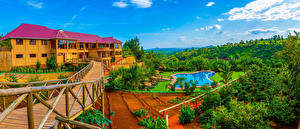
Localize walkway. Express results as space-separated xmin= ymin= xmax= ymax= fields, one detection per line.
xmin=0 ymin=61 xmax=103 ymax=129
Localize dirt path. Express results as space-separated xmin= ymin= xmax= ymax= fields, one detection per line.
xmin=107 ymin=91 xmax=142 ymax=129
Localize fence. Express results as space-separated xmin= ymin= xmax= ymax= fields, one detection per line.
xmin=0 ymin=60 xmax=106 ymax=129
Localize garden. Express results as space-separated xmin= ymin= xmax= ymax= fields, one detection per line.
xmin=105 ymin=33 xmax=299 ymax=129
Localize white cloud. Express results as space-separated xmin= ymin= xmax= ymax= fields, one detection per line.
xmin=162 ymin=28 xmax=171 ymax=31
xmin=113 ymin=1 xmax=128 ymax=8
xmin=196 ymin=16 xmax=201 ymax=20
xmin=27 ymin=1 xmax=43 ymax=9
xmin=217 ymin=18 xmax=224 ymax=22
xmin=206 ymin=2 xmax=215 ymax=7
xmin=214 ymin=24 xmax=222 ymax=30
xmin=227 ymin=0 xmax=300 ymax=21
xmin=288 ymin=28 xmax=300 ymax=32
xmin=247 ymin=27 xmax=282 ymax=35
xmin=131 ymin=0 xmax=152 ymax=8
xmin=194 ymin=24 xmax=221 ymax=32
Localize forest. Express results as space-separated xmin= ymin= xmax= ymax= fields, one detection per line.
xmin=111 ymin=33 xmax=299 ymax=128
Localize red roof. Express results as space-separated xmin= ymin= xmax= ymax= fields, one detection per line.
xmin=0 ymin=23 xmax=122 ymax=44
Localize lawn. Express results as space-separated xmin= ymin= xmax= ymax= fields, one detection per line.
xmin=151 ymin=71 xmax=244 ymax=92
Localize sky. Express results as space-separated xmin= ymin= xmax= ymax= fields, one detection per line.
xmin=0 ymin=0 xmax=299 ymax=49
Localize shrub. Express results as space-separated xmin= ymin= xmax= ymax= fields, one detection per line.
xmin=138 ymin=115 xmax=167 ymax=129
xmin=36 ymin=61 xmax=41 ymax=70
xmin=46 ymin=54 xmax=58 ymax=70
xmin=178 ymin=105 xmax=195 ymax=124
xmin=76 ymin=110 xmax=112 ymax=127
xmin=266 ymin=96 xmax=296 ymax=124
xmin=134 ymin=109 xmax=147 ymax=117
xmin=212 ymin=100 xmax=270 ymax=129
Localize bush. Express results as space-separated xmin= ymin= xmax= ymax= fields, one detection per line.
xmin=266 ymin=96 xmax=296 ymax=124
xmin=36 ymin=61 xmax=41 ymax=70
xmin=212 ymin=100 xmax=270 ymax=129
xmin=134 ymin=109 xmax=147 ymax=117
xmin=138 ymin=115 xmax=167 ymax=129
xmin=46 ymin=54 xmax=58 ymax=70
xmin=76 ymin=110 xmax=112 ymax=127
xmin=178 ymin=105 xmax=195 ymax=124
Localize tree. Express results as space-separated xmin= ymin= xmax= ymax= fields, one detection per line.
xmin=212 ymin=100 xmax=270 ymax=129
xmin=123 ymin=37 xmax=145 ymax=61
xmin=266 ymin=96 xmax=296 ymax=124
xmin=46 ymin=54 xmax=58 ymax=70
xmin=36 ymin=61 xmax=41 ymax=70
xmin=179 ymin=106 xmax=195 ymax=124
xmin=218 ymin=61 xmax=234 ymax=84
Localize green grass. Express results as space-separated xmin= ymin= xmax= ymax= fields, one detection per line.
xmin=158 ymin=71 xmax=195 ymax=78
xmin=210 ymin=72 xmax=244 ymax=85
xmin=151 ymin=71 xmax=244 ymax=92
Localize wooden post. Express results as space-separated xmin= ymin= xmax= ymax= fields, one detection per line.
xmin=65 ymin=88 xmax=70 ymax=118
xmin=102 ymin=92 xmax=105 ymax=128
xmin=27 ymin=92 xmax=35 ymax=129
xmin=82 ymin=84 xmax=86 ymax=111
xmin=2 ymin=97 xmax=6 ymax=110
xmin=166 ymin=114 xmax=169 ymax=129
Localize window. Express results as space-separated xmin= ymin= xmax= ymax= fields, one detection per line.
xmin=58 ymin=53 xmax=63 ymax=56
xmin=85 ymin=44 xmax=89 ymax=49
xmin=51 ymin=40 xmax=56 ymax=49
xmin=16 ymin=54 xmax=23 ymax=58
xmin=42 ymin=40 xmax=47 ymax=45
xmin=69 ymin=43 xmax=76 ymax=49
xmin=79 ymin=43 xmax=84 ymax=49
xmin=41 ymin=53 xmax=47 ymax=57
xmin=29 ymin=40 xmax=36 ymax=45
xmin=72 ymin=53 xmax=77 ymax=55
xmin=58 ymin=40 xmax=67 ymax=49
xmin=16 ymin=39 xmax=23 ymax=45
xmin=68 ymin=41 xmax=76 ymax=43
xmin=30 ymin=54 xmax=36 ymax=58
xmin=91 ymin=44 xmax=96 ymax=48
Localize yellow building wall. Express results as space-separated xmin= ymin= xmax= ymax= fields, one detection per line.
xmin=0 ymin=51 xmax=12 ymax=71
xmin=10 ymin=39 xmax=52 ymax=67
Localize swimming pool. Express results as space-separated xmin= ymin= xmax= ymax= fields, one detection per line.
xmin=171 ymin=71 xmax=215 ymax=89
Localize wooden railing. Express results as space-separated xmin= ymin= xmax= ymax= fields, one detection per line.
xmin=0 ymin=61 xmax=105 ymax=129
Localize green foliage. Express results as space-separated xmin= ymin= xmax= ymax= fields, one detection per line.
xmin=46 ymin=54 xmax=58 ymax=70
xmin=266 ymin=96 xmax=296 ymax=124
xmin=212 ymin=100 xmax=270 ymax=129
xmin=7 ymin=74 xmax=18 ymax=82
xmin=0 ymin=39 xmax=12 ymax=50
xmin=36 ymin=61 xmax=41 ymax=70
xmin=107 ymin=64 xmax=149 ymax=90
xmin=134 ymin=109 xmax=147 ymax=117
xmin=178 ymin=105 xmax=195 ymax=124
xmin=57 ymin=74 xmax=69 ymax=79
xmin=138 ymin=115 xmax=167 ymax=129
xmin=123 ymin=37 xmax=145 ymax=61
xmin=76 ymin=110 xmax=112 ymax=127
xmin=194 ymin=92 xmax=221 ymax=116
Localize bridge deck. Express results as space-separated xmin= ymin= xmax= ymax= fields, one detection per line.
xmin=0 ymin=61 xmax=102 ymax=129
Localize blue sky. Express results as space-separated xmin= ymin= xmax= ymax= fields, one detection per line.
xmin=0 ymin=0 xmax=299 ymax=48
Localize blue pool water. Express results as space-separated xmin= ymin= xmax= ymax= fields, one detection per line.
xmin=174 ymin=71 xmax=215 ymax=88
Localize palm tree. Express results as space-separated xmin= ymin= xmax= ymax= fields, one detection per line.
xmin=219 ymin=62 xmax=234 ymax=84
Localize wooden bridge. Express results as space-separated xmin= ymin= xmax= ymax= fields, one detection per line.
xmin=0 ymin=60 xmax=105 ymax=129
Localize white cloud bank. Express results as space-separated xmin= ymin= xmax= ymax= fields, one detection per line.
xmin=113 ymin=1 xmax=128 ymax=8
xmin=206 ymin=2 xmax=215 ymax=7
xmin=131 ymin=0 xmax=152 ymax=8
xmin=227 ymin=0 xmax=300 ymax=21
xmin=247 ymin=27 xmax=282 ymax=35
xmin=27 ymin=1 xmax=43 ymax=9
xmin=113 ymin=0 xmax=152 ymax=8
xmin=195 ymin=24 xmax=222 ymax=31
